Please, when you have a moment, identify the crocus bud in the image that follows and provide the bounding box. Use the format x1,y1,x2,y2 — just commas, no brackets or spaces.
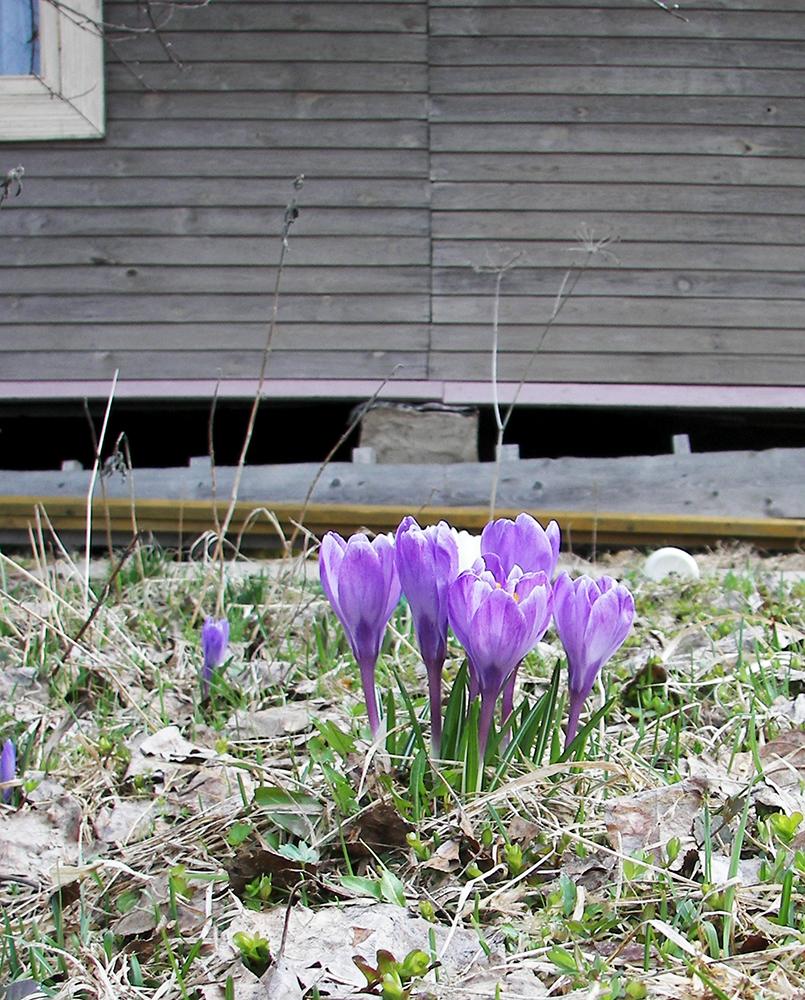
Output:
395,517,459,754
553,573,635,747
1,738,16,804
319,531,401,739
201,617,229,697
448,559,553,758
481,513,560,578
481,514,561,723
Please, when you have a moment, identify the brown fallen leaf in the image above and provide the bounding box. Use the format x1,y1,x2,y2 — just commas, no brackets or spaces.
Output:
422,839,461,873
346,801,413,859
605,781,702,866
225,842,318,896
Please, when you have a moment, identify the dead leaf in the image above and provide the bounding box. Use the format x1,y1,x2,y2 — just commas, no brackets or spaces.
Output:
770,694,805,725
0,794,83,885
507,816,541,842
95,799,156,845
226,842,318,896
346,801,413,858
605,781,702,865
127,725,215,775
422,839,461,873
227,705,310,739
221,903,488,995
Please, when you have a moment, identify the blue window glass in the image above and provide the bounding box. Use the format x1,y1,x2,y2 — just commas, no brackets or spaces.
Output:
0,0,39,76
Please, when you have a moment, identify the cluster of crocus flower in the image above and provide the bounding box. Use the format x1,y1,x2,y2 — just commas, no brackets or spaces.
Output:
319,512,635,757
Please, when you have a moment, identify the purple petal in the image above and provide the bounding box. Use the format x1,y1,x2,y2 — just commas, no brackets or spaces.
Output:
319,532,348,621
1,739,16,803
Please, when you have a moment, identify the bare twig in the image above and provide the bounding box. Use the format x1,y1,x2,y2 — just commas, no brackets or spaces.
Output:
84,370,119,606
289,365,402,549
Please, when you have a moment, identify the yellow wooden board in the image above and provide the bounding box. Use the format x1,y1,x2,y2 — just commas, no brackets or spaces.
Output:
1,496,802,549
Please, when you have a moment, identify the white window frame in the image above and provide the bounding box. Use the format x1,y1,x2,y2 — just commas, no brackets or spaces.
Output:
0,0,104,141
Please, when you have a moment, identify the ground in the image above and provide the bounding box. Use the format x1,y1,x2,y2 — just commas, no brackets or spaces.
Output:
0,542,803,999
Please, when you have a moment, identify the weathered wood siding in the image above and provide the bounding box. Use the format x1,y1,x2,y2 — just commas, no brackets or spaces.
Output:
1,0,804,393
429,0,805,387
1,0,431,382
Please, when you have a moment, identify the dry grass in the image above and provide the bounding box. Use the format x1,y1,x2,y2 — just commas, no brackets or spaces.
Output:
0,535,803,999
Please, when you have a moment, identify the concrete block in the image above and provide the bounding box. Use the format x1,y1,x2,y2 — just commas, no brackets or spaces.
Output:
359,404,478,464
495,443,520,462
672,434,692,455
351,446,376,464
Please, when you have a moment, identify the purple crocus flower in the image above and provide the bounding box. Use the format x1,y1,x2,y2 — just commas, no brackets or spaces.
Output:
319,531,402,739
1,738,16,804
395,517,459,754
553,573,635,747
201,617,229,697
481,513,561,721
448,558,553,758
481,513,560,578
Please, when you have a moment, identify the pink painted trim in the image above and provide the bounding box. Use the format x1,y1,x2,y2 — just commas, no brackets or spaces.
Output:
0,380,802,409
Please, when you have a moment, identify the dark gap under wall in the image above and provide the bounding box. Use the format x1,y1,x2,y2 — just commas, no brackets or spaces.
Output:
0,401,801,472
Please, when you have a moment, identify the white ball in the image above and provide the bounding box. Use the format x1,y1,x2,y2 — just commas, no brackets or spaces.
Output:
643,547,700,582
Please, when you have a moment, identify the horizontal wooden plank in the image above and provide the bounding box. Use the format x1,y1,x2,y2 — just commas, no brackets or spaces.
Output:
433,211,805,243
4,148,429,179
0,293,430,324
433,267,805,299
429,324,805,355
0,236,431,267
108,2,427,33
432,182,805,214
430,66,805,96
106,62,427,93
110,91,427,121
113,31,427,63
430,8,805,39
431,123,805,156
2,266,430,295
97,120,427,149
18,177,430,209
431,95,805,127
431,294,805,327
429,37,805,69
430,0,805,10
1,323,431,352
431,153,805,186
0,350,428,380
5,496,802,548
1,208,430,238
433,240,805,272
427,351,805,385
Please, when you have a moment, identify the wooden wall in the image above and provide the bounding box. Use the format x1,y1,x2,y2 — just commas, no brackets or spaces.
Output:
1,0,804,394
1,0,431,383
429,0,805,388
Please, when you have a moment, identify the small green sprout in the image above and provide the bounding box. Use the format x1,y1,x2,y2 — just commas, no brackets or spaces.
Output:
232,931,271,976
243,874,273,911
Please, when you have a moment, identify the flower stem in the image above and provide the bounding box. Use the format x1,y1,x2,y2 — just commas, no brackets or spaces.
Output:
426,661,443,757
565,697,582,750
359,659,382,739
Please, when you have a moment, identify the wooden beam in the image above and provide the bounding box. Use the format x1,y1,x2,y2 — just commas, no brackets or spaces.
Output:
1,496,802,550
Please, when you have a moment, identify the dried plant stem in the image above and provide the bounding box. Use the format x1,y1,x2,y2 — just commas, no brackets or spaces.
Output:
202,180,302,616
84,369,119,606
289,365,401,549
488,253,593,518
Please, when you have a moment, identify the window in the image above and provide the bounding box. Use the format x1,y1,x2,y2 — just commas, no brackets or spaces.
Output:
0,0,104,141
